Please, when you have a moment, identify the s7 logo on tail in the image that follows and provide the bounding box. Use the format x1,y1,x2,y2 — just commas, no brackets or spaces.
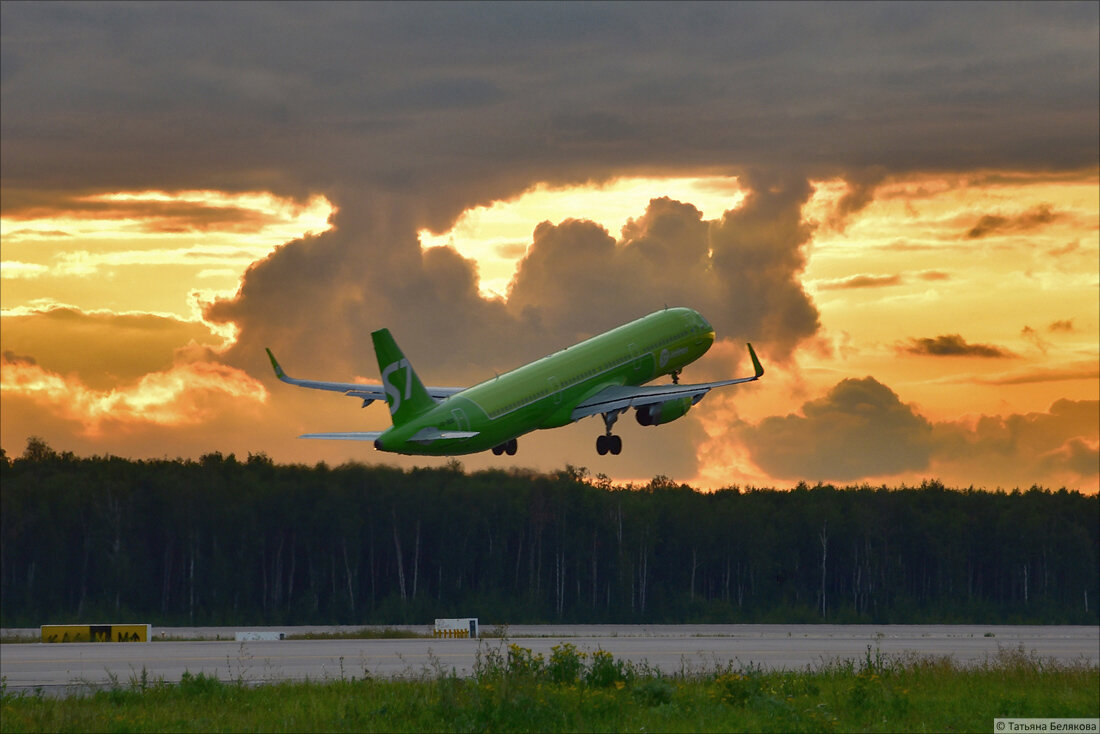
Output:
381,358,412,415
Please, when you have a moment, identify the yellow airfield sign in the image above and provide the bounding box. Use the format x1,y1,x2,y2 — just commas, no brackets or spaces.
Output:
41,624,150,643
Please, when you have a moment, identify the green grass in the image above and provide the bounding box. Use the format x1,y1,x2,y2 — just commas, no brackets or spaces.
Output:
2,644,1096,732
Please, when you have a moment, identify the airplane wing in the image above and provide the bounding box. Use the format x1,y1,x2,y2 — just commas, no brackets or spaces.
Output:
265,348,464,406
571,343,764,421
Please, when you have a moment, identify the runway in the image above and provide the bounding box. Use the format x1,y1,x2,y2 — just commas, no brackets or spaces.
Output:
2,625,1096,695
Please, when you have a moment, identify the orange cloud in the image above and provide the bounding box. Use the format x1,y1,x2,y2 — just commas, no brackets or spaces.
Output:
900,334,1016,358
0,353,267,436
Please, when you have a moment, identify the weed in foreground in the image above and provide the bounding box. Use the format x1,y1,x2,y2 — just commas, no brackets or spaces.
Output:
1,641,1096,733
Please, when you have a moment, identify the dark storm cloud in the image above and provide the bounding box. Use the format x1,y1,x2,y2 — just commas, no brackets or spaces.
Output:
4,3,1097,195
3,3,1097,378
901,335,1015,358
740,377,936,481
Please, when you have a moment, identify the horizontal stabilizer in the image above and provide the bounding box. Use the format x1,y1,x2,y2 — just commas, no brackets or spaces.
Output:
409,427,479,444
299,432,384,441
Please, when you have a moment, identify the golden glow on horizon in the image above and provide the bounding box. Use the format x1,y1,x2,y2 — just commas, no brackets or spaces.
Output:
1,173,1096,491
0,354,268,436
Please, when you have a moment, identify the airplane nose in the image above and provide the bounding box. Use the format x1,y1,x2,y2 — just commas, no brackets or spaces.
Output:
373,439,383,451
696,314,715,349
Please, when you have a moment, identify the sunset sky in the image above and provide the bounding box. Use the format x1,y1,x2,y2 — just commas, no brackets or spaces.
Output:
2,3,1097,492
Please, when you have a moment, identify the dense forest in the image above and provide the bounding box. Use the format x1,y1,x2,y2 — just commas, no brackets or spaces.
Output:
2,439,1097,628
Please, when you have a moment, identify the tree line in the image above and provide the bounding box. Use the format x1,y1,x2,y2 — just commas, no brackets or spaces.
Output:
1,439,1096,627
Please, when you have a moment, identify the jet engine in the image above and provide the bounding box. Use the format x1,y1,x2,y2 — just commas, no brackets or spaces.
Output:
635,397,693,426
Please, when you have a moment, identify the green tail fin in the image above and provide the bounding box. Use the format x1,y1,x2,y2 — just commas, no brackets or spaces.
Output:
371,328,436,426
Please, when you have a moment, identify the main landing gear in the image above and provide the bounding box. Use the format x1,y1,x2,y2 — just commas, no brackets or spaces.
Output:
596,434,622,456
596,410,624,456
491,438,518,456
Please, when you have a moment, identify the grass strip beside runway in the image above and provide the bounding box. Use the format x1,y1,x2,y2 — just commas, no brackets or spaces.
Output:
2,643,1096,732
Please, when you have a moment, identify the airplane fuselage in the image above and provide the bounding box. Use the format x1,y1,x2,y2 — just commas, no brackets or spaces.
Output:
374,308,715,454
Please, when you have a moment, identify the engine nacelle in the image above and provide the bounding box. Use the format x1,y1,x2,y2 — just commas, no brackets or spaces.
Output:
635,397,693,426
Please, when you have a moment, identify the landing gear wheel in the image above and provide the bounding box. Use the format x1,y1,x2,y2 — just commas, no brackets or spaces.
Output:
596,434,621,456
505,438,518,456
492,444,505,456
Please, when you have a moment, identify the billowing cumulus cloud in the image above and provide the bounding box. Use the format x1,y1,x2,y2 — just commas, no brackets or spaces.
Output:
1041,437,1099,478
740,377,935,481
738,380,1099,488
506,183,820,359
209,176,820,393
932,399,1099,488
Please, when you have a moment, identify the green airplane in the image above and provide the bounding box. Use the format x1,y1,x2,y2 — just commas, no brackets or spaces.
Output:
266,307,763,456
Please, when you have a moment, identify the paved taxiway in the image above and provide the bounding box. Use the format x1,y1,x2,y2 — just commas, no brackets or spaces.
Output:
2,625,1096,694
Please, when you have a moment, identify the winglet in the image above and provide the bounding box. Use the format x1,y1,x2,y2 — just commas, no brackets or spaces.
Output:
747,343,764,378
265,348,288,381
